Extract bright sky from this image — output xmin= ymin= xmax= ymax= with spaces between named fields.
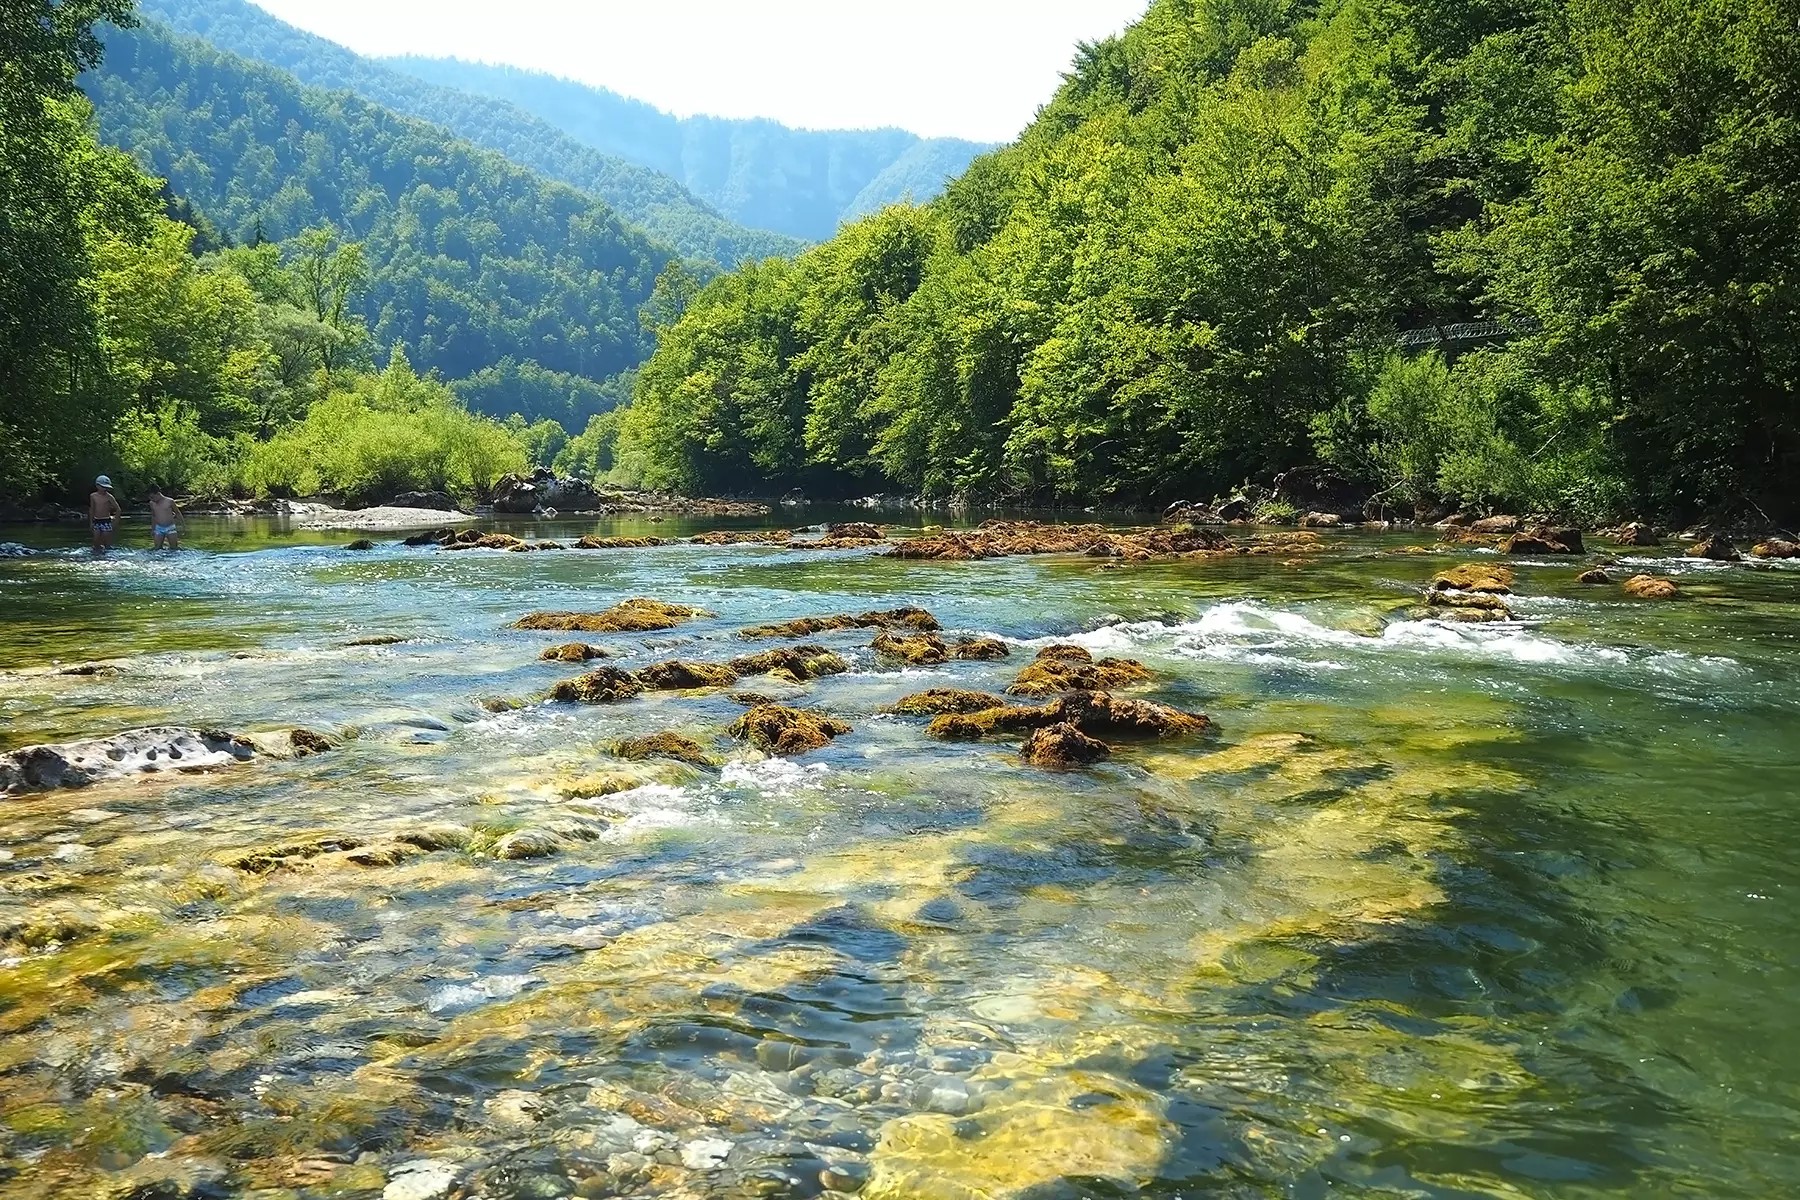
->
xmin=252 ymin=0 xmax=1150 ymax=142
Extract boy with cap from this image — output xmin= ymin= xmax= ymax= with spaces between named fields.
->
xmin=89 ymin=476 xmax=121 ymax=555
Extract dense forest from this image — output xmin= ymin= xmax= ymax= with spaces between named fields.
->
xmin=132 ymin=0 xmax=798 ymax=264
xmin=1 ymin=0 xmax=602 ymax=504
xmin=622 ymin=0 xmax=1800 ymax=522
xmin=84 ymin=19 xmax=670 ymax=391
xmin=388 ymin=57 xmax=994 ymax=244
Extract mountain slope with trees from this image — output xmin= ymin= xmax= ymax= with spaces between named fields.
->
xmin=83 ymin=18 xmax=672 ymax=392
xmin=133 ymin=0 xmax=799 ymax=264
xmin=387 ymin=56 xmax=995 ymax=243
xmin=620 ymin=0 xmax=1800 ymax=523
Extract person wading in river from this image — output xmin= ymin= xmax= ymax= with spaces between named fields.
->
xmin=147 ymin=483 xmax=182 ymax=551
xmin=89 ymin=476 xmax=121 ymax=555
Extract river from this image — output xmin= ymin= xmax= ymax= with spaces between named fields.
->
xmin=1 ymin=514 xmax=1797 ymax=1199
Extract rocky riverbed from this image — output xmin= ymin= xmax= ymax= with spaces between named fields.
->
xmin=2 ymin=513 xmax=1798 ymax=1198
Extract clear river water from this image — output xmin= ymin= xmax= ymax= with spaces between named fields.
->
xmin=1 ymin=513 xmax=1796 ymax=1199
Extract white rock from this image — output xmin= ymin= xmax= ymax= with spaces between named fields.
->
xmin=679 ymin=1137 xmax=734 ymax=1170
xmin=383 ymin=1160 xmax=458 ymax=1200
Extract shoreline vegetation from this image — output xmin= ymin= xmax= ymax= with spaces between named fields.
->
xmin=6 ymin=0 xmax=1798 ymax=533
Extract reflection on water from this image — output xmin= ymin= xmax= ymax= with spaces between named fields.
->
xmin=2 ymin=516 xmax=1799 ymax=1198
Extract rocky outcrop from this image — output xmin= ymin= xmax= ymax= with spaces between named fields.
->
xmin=386 ymin=491 xmax=463 ymax=512
xmin=546 ymin=668 xmax=645 ymax=704
xmin=827 ymin=521 xmax=887 ymax=540
xmin=1752 ymin=538 xmax=1799 ymax=558
xmin=514 ymin=599 xmax=709 ymax=634
xmin=1623 ymin=574 xmax=1680 ymax=599
xmin=615 ymin=733 xmax=714 ymax=767
xmin=1299 ymin=512 xmax=1343 ymax=528
xmin=1021 ymin=723 xmax=1111 ymax=768
xmin=727 ymin=645 xmax=850 ymax=683
xmin=574 ymin=535 xmax=665 ymax=550
xmin=540 ymin=643 xmax=611 ymax=663
xmin=1429 ymin=563 xmax=1515 ymax=594
xmin=345 ymin=539 xmax=376 ymax=551
xmin=1686 ymin=533 xmax=1741 ymax=561
xmin=490 ymin=473 xmax=544 ymax=514
xmin=870 ymin=632 xmax=1014 ymax=666
xmin=1500 ymin=525 xmax=1583 ymax=554
xmin=929 ymin=691 xmax=1208 ymax=742
xmin=887 ymin=689 xmax=1014 ymax=716
xmin=1603 ymin=522 xmax=1661 ymax=546
xmin=1006 ymin=647 xmax=1153 ymax=697
xmin=3 ymin=728 xmax=256 ymax=796
xmin=1471 ymin=515 xmax=1521 ymax=534
xmin=728 ymin=705 xmax=852 ymax=755
xmin=635 ymin=661 xmax=739 ymax=691
xmin=689 ymin=530 xmax=791 ymax=546
xmin=740 ymin=606 xmax=940 ymax=639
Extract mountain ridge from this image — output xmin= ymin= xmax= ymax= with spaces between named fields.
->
xmin=386 ymin=55 xmax=996 ymax=242
xmin=133 ymin=0 xmax=800 ymax=264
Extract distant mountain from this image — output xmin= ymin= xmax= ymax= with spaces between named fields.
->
xmin=386 ymin=57 xmax=997 ymax=242
xmin=85 ymin=20 xmax=670 ymax=388
xmin=133 ymin=0 xmax=799 ymax=265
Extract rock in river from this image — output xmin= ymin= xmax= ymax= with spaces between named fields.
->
xmin=1022 ymin=723 xmax=1112 ymax=768
xmin=1 ymin=727 xmax=255 ymax=796
xmin=729 ymin=705 xmax=852 ymax=755
xmin=1686 ymin=533 xmax=1742 ymax=561
xmin=1623 ymin=574 xmax=1681 ymax=599
xmin=514 ymin=598 xmax=709 ymax=633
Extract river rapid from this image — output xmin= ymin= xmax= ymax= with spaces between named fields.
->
xmin=1 ymin=514 xmax=1797 ymax=1199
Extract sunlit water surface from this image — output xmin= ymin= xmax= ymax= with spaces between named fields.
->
xmin=2 ymin=514 xmax=1797 ymax=1199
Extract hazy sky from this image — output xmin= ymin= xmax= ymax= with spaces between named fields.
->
xmin=253 ymin=0 xmax=1150 ymax=142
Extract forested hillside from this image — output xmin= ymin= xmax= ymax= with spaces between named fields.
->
xmin=4 ymin=0 xmax=580 ymax=506
xmin=621 ymin=0 xmax=1800 ymax=522
xmin=133 ymin=0 xmax=799 ymax=264
xmin=84 ymin=19 xmax=670 ymax=389
xmin=388 ymin=56 xmax=994 ymax=242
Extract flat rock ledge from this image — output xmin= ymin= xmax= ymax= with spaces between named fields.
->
xmin=298 ymin=505 xmax=480 ymax=531
xmin=1 ymin=727 xmax=257 ymax=796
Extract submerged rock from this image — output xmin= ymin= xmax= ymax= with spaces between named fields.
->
xmin=728 ymin=705 xmax=852 ymax=755
xmin=740 ymin=606 xmax=940 ymax=639
xmin=492 ymin=828 xmax=565 ymax=860
xmin=1420 ymin=590 xmax=1512 ymax=620
xmin=1623 ymin=574 xmax=1681 ymax=599
xmin=728 ymin=645 xmax=850 ymax=682
xmin=1 ymin=727 xmax=256 ymax=796
xmin=345 ymin=634 xmax=409 ymax=647
xmin=616 ymin=732 xmax=714 ymax=767
xmin=1577 ymin=568 xmax=1612 ymax=585
xmin=888 ymin=689 xmax=1013 ymax=716
xmin=219 ymin=832 xmax=366 ymax=873
xmin=547 ymin=667 xmax=646 ymax=704
xmin=541 ymin=642 xmax=612 ymax=663
xmin=1686 ymin=533 xmax=1742 ymax=561
xmin=515 ymin=599 xmax=709 ymax=634
xmin=635 ymin=660 xmax=740 ymax=690
xmin=289 ymin=728 xmax=336 ymax=756
xmin=393 ymin=822 xmax=475 ymax=851
xmin=1021 ymin=723 xmax=1111 ymax=768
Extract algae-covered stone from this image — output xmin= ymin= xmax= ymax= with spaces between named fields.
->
xmin=1623 ymin=574 xmax=1680 ymax=599
xmin=547 ymin=668 xmax=645 ymax=704
xmin=492 ymin=829 xmax=564 ymax=860
xmin=728 ymin=645 xmax=850 ymax=683
xmin=888 ymin=689 xmax=1013 ymax=716
xmin=739 ymin=606 xmax=940 ymax=639
xmin=220 ymin=833 xmax=366 ymax=873
xmin=393 ymin=823 xmax=474 ymax=851
xmin=541 ymin=643 xmax=612 ymax=663
xmin=514 ymin=599 xmax=709 ymax=634
xmin=872 ymin=631 xmax=954 ymax=665
xmin=1577 ymin=568 xmax=1611 ymax=585
xmin=1751 ymin=538 xmax=1799 ymax=558
xmin=1686 ymin=533 xmax=1741 ymax=561
xmin=616 ymin=732 xmax=714 ymax=767
xmin=1006 ymin=653 xmax=1152 ymax=697
xmin=558 ymin=771 xmax=652 ymax=799
xmin=728 ymin=706 xmax=852 ymax=755
xmin=1429 ymin=563 xmax=1515 ymax=594
xmin=290 ymin=728 xmax=335 ymax=756
xmin=635 ymin=660 xmax=740 ymax=690
xmin=1021 ymin=723 xmax=1111 ymax=769
xmin=931 ymin=692 xmax=1206 ymax=743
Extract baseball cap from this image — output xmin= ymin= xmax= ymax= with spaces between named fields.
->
xmin=95 ymin=475 xmax=114 ymax=489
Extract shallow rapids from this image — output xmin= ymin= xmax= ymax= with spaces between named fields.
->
xmin=2 ymin=515 xmax=1798 ymax=1199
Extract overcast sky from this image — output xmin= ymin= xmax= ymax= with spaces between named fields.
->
xmin=252 ymin=0 xmax=1150 ymax=142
